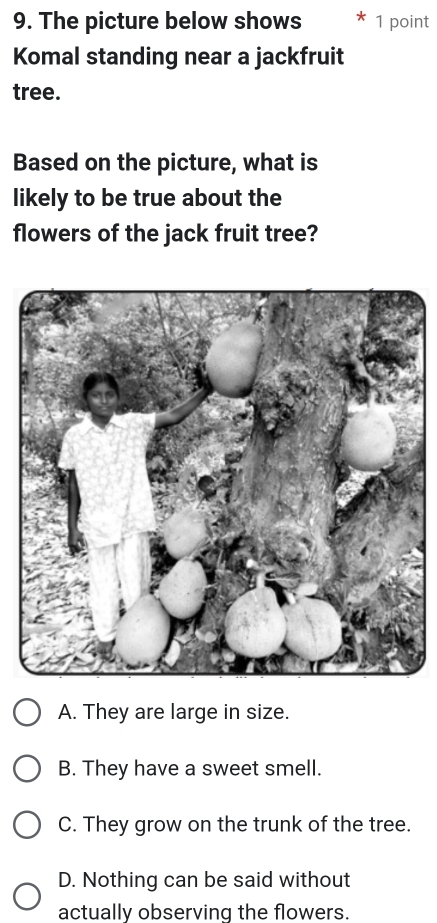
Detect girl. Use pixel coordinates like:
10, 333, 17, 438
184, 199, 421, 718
59, 370, 212, 658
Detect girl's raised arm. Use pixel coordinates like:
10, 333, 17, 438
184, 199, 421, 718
155, 382, 212, 430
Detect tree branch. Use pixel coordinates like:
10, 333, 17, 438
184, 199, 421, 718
153, 293, 185, 378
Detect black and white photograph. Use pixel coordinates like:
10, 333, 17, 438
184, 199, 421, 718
21, 291, 424, 676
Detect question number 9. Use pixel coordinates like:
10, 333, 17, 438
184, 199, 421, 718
14, 12, 27, 28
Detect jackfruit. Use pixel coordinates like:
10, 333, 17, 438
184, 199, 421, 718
341, 403, 396, 471
206, 321, 263, 397
225, 581, 286, 659
115, 595, 170, 666
283, 597, 342, 662
163, 507, 208, 560
159, 559, 207, 620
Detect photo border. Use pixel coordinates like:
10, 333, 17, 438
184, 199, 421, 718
19, 290, 426, 678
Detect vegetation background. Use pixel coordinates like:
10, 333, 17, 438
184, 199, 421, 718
21, 291, 424, 675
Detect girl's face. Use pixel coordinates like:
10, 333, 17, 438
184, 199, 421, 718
86, 383, 118, 423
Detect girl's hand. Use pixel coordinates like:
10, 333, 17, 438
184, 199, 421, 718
68, 527, 86, 555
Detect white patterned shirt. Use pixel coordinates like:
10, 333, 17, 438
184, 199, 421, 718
59, 412, 156, 548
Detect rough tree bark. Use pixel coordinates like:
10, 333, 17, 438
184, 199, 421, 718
230, 291, 371, 584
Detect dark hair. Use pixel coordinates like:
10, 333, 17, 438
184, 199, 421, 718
82, 372, 120, 400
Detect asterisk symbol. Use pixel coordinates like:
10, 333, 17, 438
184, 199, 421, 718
357, 11, 366, 20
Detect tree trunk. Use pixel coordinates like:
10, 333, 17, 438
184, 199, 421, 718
230, 292, 370, 584
330, 441, 423, 607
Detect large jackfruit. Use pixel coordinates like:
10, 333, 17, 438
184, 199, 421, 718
163, 508, 208, 560
283, 597, 342, 662
115, 595, 170, 666
206, 321, 263, 397
341, 403, 396, 471
159, 559, 207, 620
225, 579, 286, 659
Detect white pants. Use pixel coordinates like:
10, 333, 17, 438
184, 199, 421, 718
87, 532, 151, 642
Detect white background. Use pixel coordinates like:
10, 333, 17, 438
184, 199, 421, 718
3, 2, 434, 921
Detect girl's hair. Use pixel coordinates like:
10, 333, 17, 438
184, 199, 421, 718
82, 372, 120, 400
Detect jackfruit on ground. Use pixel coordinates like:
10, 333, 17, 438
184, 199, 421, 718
163, 508, 208, 559
159, 559, 207, 620
341, 404, 396, 471
283, 597, 342, 662
206, 321, 263, 397
115, 595, 170, 666
225, 586, 286, 658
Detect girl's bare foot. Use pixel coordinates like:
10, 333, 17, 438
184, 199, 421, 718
96, 640, 114, 660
